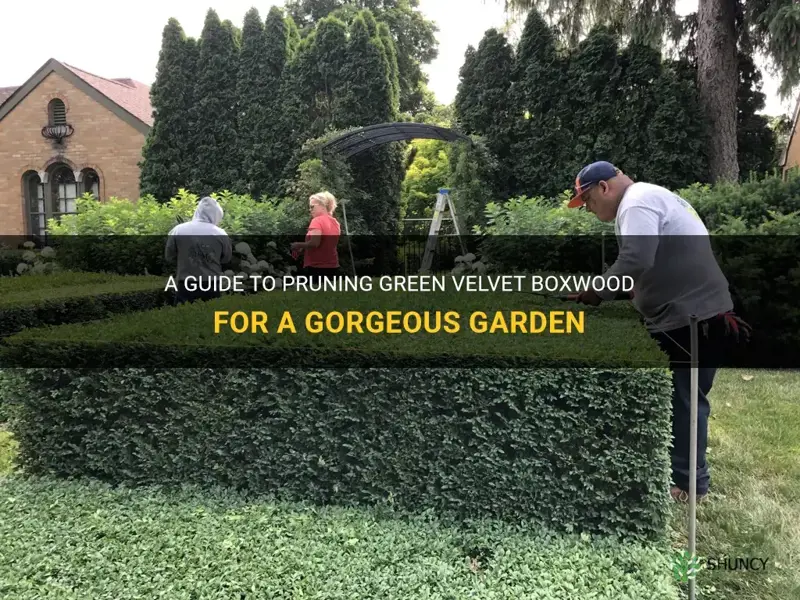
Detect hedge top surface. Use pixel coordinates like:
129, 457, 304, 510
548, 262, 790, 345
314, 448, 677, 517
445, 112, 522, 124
2, 280, 669, 367
0, 272, 164, 308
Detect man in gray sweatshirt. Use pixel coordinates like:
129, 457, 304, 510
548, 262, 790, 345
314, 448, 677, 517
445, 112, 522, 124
165, 196, 232, 304
568, 161, 750, 502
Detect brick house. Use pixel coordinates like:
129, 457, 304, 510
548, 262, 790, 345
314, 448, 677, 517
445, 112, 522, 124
0, 58, 152, 236
780, 93, 800, 176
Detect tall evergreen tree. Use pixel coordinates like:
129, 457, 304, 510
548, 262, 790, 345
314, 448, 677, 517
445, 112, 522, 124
236, 6, 297, 198
454, 29, 517, 199
237, 8, 270, 197
499, 0, 800, 183
285, 0, 439, 114
342, 11, 402, 238
378, 21, 401, 116
139, 19, 196, 201
188, 9, 242, 196
510, 10, 570, 198
737, 48, 778, 177
643, 58, 710, 190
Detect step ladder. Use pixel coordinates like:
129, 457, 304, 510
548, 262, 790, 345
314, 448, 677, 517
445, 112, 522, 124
418, 188, 467, 273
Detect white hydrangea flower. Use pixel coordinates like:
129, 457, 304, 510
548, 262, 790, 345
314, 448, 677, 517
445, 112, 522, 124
473, 261, 487, 274
22, 241, 35, 249
234, 242, 251, 255
267, 241, 277, 249
463, 253, 476, 263
224, 270, 235, 277
40, 246, 56, 258
16, 262, 29, 274
22, 251, 37, 262
257, 260, 270, 271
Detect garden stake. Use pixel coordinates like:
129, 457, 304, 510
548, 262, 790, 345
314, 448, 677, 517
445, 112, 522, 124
689, 314, 699, 600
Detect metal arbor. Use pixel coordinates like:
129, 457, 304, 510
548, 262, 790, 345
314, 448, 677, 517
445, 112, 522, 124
318, 122, 473, 158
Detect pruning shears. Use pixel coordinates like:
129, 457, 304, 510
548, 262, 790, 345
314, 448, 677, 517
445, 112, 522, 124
528, 292, 579, 302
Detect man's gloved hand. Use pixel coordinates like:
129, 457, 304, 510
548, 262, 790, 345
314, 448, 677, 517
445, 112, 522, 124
575, 289, 603, 306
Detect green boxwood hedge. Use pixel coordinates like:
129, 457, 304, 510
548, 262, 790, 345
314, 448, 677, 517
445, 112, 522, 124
0, 287, 665, 368
0, 476, 680, 599
0, 272, 170, 337
4, 362, 674, 542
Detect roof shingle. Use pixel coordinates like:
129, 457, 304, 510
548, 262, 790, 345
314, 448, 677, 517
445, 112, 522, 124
62, 63, 153, 126
0, 86, 19, 107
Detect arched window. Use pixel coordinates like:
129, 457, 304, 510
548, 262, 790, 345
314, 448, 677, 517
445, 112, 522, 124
82, 168, 100, 198
23, 171, 45, 237
48, 99, 67, 126
51, 165, 78, 218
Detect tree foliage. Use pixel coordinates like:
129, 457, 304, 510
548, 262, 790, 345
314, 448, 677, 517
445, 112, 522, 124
498, 1, 800, 183
188, 9, 242, 196
139, 19, 197, 201
454, 15, 713, 200
454, 29, 517, 199
284, 0, 439, 114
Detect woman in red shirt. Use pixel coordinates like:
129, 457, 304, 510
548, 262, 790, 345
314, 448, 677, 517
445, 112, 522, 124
290, 191, 341, 282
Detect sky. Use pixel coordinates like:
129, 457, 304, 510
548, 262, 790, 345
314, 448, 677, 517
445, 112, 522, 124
1, 0, 795, 117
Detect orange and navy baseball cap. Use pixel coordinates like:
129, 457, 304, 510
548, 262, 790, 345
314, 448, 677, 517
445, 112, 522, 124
568, 161, 619, 208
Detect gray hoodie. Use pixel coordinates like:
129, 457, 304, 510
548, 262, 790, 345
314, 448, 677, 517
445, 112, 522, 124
165, 197, 232, 283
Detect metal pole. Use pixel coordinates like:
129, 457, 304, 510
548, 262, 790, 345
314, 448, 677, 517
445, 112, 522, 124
340, 198, 357, 278
688, 314, 699, 600
601, 231, 606, 273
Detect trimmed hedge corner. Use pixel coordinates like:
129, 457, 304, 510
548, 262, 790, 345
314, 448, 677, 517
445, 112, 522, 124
0, 272, 170, 337
6, 365, 674, 542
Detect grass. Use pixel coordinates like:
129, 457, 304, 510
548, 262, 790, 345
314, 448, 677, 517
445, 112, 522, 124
668, 369, 800, 600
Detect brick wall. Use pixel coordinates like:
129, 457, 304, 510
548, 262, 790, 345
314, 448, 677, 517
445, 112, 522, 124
784, 123, 800, 174
0, 71, 147, 235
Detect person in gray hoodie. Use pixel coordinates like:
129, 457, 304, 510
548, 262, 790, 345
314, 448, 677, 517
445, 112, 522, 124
165, 196, 232, 305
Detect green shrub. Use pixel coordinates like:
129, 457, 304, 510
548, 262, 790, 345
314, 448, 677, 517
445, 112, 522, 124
0, 287, 666, 367
678, 171, 800, 231
45, 189, 309, 275
0, 476, 680, 599
2, 288, 673, 542
0, 369, 18, 425
0, 272, 169, 337
0, 247, 25, 277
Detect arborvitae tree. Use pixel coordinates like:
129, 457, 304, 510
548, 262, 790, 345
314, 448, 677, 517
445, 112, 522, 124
500, 0, 800, 184
139, 19, 196, 201
562, 26, 625, 178
286, 14, 301, 55
613, 43, 663, 182
736, 48, 778, 177
285, 0, 439, 114
338, 13, 393, 126
454, 29, 517, 199
188, 9, 242, 196
644, 59, 710, 190
251, 6, 298, 197
510, 10, 571, 198
378, 22, 401, 116
280, 14, 350, 173
237, 8, 270, 197
341, 12, 400, 236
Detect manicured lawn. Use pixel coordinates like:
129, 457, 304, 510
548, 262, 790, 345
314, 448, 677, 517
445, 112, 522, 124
668, 369, 800, 600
